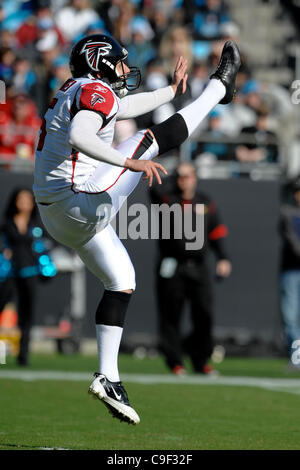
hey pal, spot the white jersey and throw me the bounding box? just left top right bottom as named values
left=33, top=76, right=120, bottom=203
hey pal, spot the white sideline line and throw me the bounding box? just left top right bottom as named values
left=1, top=370, right=300, bottom=395
left=39, top=447, right=69, bottom=451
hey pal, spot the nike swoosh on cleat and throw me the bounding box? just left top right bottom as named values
left=110, top=387, right=122, bottom=400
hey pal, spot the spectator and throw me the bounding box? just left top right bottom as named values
left=159, top=25, right=193, bottom=78
left=233, top=63, right=256, bottom=106
left=126, top=16, right=156, bottom=75
left=34, top=29, right=62, bottom=113
left=0, top=187, right=56, bottom=366
left=55, top=0, right=100, bottom=42
left=218, top=81, right=263, bottom=137
left=280, top=179, right=300, bottom=369
left=193, top=0, right=231, bottom=40
left=235, top=106, right=279, bottom=163
left=15, top=3, right=66, bottom=50
left=0, top=93, right=41, bottom=163
left=258, top=81, right=296, bottom=143
left=0, top=48, right=16, bottom=83
left=112, top=0, right=136, bottom=45
left=195, top=109, right=234, bottom=162
left=189, top=60, right=209, bottom=99
left=36, top=4, right=66, bottom=48
left=149, top=3, right=170, bottom=49
left=15, top=14, right=38, bottom=49
left=49, top=55, right=70, bottom=93
left=0, top=28, right=18, bottom=49
left=12, top=55, right=37, bottom=96
left=150, top=162, right=231, bottom=375
left=134, top=59, right=176, bottom=131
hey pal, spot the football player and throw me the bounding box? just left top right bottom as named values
left=33, top=34, right=240, bottom=425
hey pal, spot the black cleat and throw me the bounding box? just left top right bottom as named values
left=88, top=373, right=140, bottom=425
left=210, top=40, right=241, bottom=104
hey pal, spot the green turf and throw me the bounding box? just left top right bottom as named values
left=2, top=352, right=300, bottom=378
left=1, top=379, right=300, bottom=450
left=1, top=354, right=300, bottom=450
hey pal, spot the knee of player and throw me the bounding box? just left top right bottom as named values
left=106, top=264, right=136, bottom=292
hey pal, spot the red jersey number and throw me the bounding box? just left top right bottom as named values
left=36, top=98, right=58, bottom=152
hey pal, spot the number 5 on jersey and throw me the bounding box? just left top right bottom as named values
left=36, top=98, right=58, bottom=151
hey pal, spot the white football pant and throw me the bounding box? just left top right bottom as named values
left=38, top=130, right=159, bottom=291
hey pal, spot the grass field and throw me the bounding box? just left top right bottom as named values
left=1, top=353, right=300, bottom=450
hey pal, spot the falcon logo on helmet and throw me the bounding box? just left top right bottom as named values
left=80, top=42, right=112, bottom=71
left=70, top=34, right=141, bottom=97
left=90, top=92, right=106, bottom=107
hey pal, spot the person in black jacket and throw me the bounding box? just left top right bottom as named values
left=0, top=187, right=56, bottom=366
left=280, top=179, right=300, bottom=367
left=235, top=107, right=278, bottom=163
left=150, top=162, right=231, bottom=375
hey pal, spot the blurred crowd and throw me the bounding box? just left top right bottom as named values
left=0, top=0, right=296, bottom=169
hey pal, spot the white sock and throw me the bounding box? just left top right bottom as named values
left=96, top=324, right=123, bottom=382
left=178, top=79, right=226, bottom=136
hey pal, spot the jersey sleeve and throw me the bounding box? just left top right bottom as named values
left=77, top=83, right=115, bottom=117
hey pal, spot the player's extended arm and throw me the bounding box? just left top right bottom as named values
left=117, top=86, right=175, bottom=120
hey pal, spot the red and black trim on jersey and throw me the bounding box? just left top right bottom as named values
left=70, top=130, right=154, bottom=195
left=70, top=148, right=79, bottom=191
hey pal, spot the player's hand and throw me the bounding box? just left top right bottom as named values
left=171, top=56, right=188, bottom=96
left=216, top=259, right=232, bottom=278
left=125, top=158, right=167, bottom=187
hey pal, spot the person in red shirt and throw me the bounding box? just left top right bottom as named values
left=0, top=93, right=41, bottom=162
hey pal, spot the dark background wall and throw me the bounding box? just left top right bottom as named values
left=0, top=173, right=283, bottom=353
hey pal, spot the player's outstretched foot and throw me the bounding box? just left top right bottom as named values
left=88, top=372, right=140, bottom=425
left=210, top=40, right=241, bottom=104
